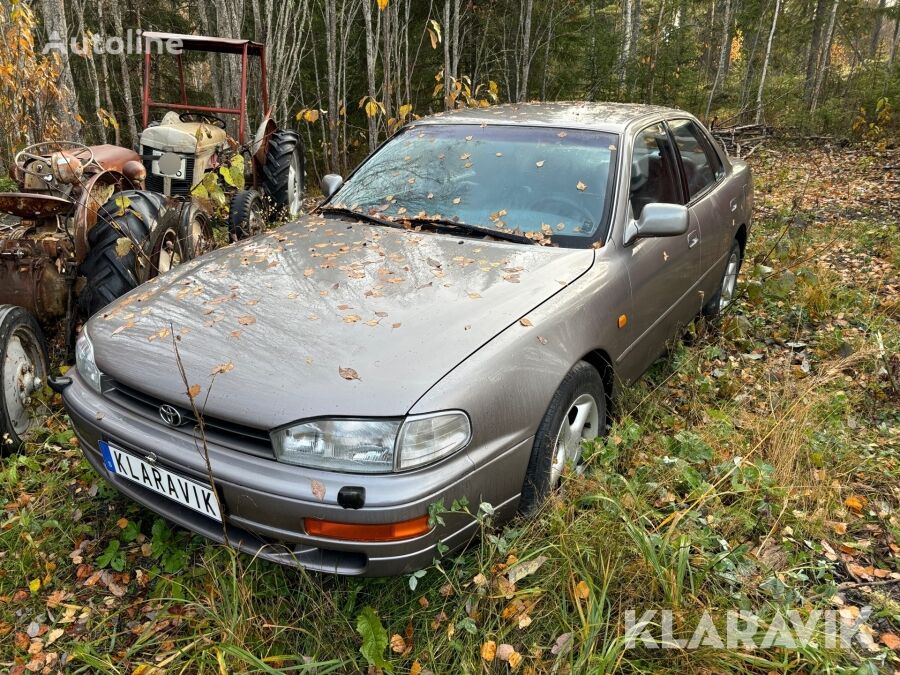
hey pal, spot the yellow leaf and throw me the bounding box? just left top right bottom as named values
left=399, top=103, right=412, bottom=118
left=481, top=640, right=497, bottom=662
left=845, top=495, right=867, bottom=512
left=376, top=0, right=389, bottom=9
left=410, top=661, right=423, bottom=675
left=116, top=518, right=129, bottom=529
left=29, top=578, right=41, bottom=593
left=508, top=650, right=523, bottom=669
left=574, top=580, right=590, bottom=599
left=302, top=109, right=320, bottom=123
left=115, top=237, right=132, bottom=257
left=364, top=100, right=380, bottom=118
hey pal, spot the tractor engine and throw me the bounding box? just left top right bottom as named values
left=139, top=112, right=227, bottom=196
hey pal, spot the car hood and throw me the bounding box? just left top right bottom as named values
left=88, top=215, right=594, bottom=429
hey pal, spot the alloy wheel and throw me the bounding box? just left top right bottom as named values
left=550, top=393, right=600, bottom=485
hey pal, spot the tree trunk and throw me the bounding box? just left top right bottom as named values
left=443, top=0, right=451, bottom=107
left=619, top=0, right=634, bottom=91
left=804, top=0, right=827, bottom=98
left=40, top=0, right=81, bottom=138
left=324, top=0, right=340, bottom=172
left=362, top=0, right=378, bottom=150
left=809, top=0, right=839, bottom=114
left=108, top=1, right=138, bottom=146
left=754, top=0, right=780, bottom=124
left=705, top=0, right=732, bottom=119
left=869, top=0, right=885, bottom=57
left=518, top=0, right=533, bottom=102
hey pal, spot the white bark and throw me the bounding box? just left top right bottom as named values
left=754, top=0, right=781, bottom=124
left=809, top=0, right=840, bottom=114
left=41, top=0, right=81, bottom=137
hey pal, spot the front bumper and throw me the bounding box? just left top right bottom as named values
left=61, top=372, right=531, bottom=576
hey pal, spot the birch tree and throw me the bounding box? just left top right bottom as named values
left=41, top=0, right=80, bottom=137
left=754, top=0, right=781, bottom=124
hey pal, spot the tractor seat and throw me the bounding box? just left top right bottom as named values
left=89, top=144, right=146, bottom=183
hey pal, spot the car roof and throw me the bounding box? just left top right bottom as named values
left=413, top=101, right=684, bottom=134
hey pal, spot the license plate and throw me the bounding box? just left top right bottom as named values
left=99, top=441, right=222, bottom=522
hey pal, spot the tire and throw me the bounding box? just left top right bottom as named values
left=145, top=223, right=188, bottom=279
left=228, top=189, right=266, bottom=241
left=78, top=190, right=168, bottom=317
left=260, top=130, right=304, bottom=218
left=519, top=361, right=607, bottom=516
left=177, top=200, right=215, bottom=261
left=702, top=239, right=743, bottom=319
left=0, top=306, right=48, bottom=454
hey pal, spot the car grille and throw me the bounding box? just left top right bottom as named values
left=142, top=147, right=195, bottom=197
left=103, top=379, right=274, bottom=459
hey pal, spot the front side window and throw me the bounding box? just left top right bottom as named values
left=330, top=124, right=618, bottom=247
left=629, top=123, right=681, bottom=220
left=668, top=119, right=722, bottom=199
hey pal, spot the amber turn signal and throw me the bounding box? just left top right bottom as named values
left=304, top=514, right=431, bottom=542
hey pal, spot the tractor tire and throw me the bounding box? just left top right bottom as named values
left=228, top=189, right=266, bottom=241
left=260, top=129, right=304, bottom=218
left=0, top=305, right=48, bottom=454
left=78, top=190, right=167, bottom=317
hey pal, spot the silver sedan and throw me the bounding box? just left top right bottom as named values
left=58, top=102, right=752, bottom=575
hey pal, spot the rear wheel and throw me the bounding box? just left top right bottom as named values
left=78, top=190, right=167, bottom=317
left=519, top=361, right=606, bottom=515
left=228, top=189, right=266, bottom=241
left=702, top=239, right=743, bottom=319
left=261, top=130, right=304, bottom=218
left=0, top=306, right=47, bottom=454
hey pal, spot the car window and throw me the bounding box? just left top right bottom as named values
left=668, top=119, right=722, bottom=199
left=629, top=123, right=681, bottom=220
left=331, top=124, right=618, bottom=247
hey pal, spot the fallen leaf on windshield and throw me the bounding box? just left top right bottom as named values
left=460, top=153, right=470, bottom=160
left=495, top=152, right=503, bottom=157
left=339, top=366, right=360, bottom=381
left=519, top=318, right=533, bottom=327
left=303, top=268, right=314, bottom=277
left=211, top=361, right=234, bottom=376
left=392, top=322, right=401, bottom=328
left=452, top=197, right=461, bottom=204
left=427, top=193, right=434, bottom=199
left=288, top=291, right=299, bottom=299
left=576, top=181, right=587, bottom=191
left=468, top=292, right=481, bottom=299
left=535, top=160, right=545, bottom=168
left=343, top=315, right=361, bottom=323
left=465, top=135, right=473, bottom=141
left=187, top=384, right=201, bottom=399
left=558, top=131, right=568, bottom=138
left=537, top=336, right=548, bottom=345
left=238, top=315, right=256, bottom=326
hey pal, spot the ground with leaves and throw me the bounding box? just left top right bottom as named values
left=1, top=143, right=898, bottom=673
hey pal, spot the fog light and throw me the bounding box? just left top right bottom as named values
left=304, top=515, right=431, bottom=542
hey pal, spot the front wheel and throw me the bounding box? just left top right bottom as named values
left=0, top=306, right=48, bottom=454
left=519, top=361, right=606, bottom=515
left=228, top=189, right=266, bottom=241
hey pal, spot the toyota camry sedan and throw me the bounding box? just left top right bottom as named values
left=57, top=102, right=752, bottom=576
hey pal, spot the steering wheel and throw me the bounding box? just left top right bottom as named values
left=15, top=141, right=95, bottom=179
left=528, top=195, right=596, bottom=226
left=179, top=111, right=227, bottom=129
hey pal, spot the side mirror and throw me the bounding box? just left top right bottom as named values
left=623, top=203, right=689, bottom=246
left=320, top=174, right=344, bottom=200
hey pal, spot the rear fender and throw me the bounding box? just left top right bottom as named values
left=74, top=170, right=137, bottom=263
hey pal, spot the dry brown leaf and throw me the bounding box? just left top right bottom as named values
left=574, top=580, right=590, bottom=599
left=519, top=318, right=533, bottom=327
left=238, top=315, right=257, bottom=326
left=187, top=384, right=201, bottom=399
left=880, top=633, right=900, bottom=650
left=481, top=640, right=497, bottom=662
left=390, top=634, right=406, bottom=654
left=211, top=361, right=235, bottom=376
left=338, top=366, right=360, bottom=381
left=845, top=495, right=867, bottom=512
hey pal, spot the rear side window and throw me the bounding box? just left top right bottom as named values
left=668, top=119, right=723, bottom=199
left=629, top=123, right=681, bottom=219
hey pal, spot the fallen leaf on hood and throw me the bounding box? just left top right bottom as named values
left=238, top=315, right=256, bottom=326
left=187, top=384, right=201, bottom=399
left=343, top=315, right=361, bottom=323
left=211, top=361, right=234, bottom=376
left=339, top=367, right=360, bottom=381
left=519, top=318, right=533, bottom=327
left=468, top=292, right=482, bottom=299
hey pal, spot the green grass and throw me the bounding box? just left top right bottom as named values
left=1, top=143, right=898, bottom=673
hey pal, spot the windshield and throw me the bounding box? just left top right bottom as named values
left=329, top=124, right=618, bottom=247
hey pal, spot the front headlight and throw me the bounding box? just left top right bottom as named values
left=75, top=332, right=102, bottom=394
left=271, top=411, right=471, bottom=473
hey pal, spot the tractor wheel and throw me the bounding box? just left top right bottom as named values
left=0, top=306, right=48, bottom=454
left=145, top=224, right=188, bottom=280
left=78, top=190, right=167, bottom=317
left=228, top=189, right=266, bottom=241
left=178, top=200, right=215, bottom=261
left=261, top=130, right=304, bottom=218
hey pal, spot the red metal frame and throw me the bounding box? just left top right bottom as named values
left=141, top=32, right=272, bottom=146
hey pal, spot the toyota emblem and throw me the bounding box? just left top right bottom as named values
left=158, top=404, right=183, bottom=427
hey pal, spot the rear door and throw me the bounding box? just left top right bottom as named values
left=619, top=122, right=699, bottom=375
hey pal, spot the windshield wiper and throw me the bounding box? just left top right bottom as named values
left=404, top=216, right=535, bottom=245
left=318, top=205, right=403, bottom=229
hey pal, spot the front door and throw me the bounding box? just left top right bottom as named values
left=619, top=122, right=700, bottom=376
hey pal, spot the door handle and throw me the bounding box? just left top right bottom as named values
left=687, top=229, right=700, bottom=249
